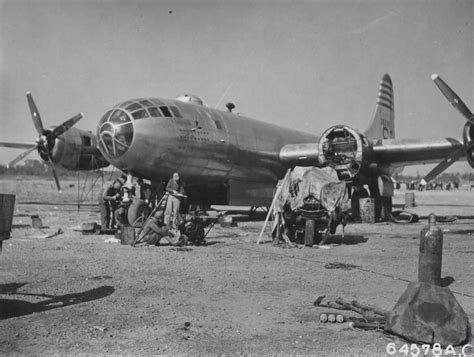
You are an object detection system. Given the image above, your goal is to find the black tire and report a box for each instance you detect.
[128,200,150,228]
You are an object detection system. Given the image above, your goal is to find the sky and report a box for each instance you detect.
[0,0,472,175]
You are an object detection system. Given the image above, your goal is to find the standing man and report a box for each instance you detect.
[164,172,185,228]
[99,176,125,229]
[133,178,153,207]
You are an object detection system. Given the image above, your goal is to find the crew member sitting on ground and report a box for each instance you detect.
[136,211,187,246]
[99,176,126,229]
[164,172,186,229]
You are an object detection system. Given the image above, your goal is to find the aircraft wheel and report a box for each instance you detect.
[128,200,150,228]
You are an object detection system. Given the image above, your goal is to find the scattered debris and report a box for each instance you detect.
[81,222,100,235]
[88,275,113,281]
[314,296,387,330]
[103,237,120,244]
[30,215,43,228]
[27,228,64,239]
[323,262,359,270]
[319,313,345,323]
[390,210,419,223]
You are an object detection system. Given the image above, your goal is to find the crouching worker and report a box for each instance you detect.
[135,211,187,247]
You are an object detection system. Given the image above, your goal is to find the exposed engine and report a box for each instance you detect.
[318,125,371,181]
[45,127,109,170]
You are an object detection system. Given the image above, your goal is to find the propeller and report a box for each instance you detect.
[9,92,83,191]
[423,74,473,182]
[432,74,474,124]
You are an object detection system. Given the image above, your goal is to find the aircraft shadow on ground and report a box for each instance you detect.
[0,283,114,320]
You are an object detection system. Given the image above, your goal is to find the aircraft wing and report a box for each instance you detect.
[0,142,37,150]
[373,137,465,168]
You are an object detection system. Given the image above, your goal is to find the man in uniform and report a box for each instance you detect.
[133,178,153,207]
[99,176,125,229]
[164,172,185,229]
[136,211,186,247]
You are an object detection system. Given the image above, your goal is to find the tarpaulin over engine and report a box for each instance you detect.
[288,167,350,212]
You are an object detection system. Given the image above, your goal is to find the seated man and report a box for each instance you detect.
[136,211,187,246]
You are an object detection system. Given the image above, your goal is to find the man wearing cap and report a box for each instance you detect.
[99,176,125,229]
[164,172,186,229]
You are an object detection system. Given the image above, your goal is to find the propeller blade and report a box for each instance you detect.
[50,113,83,139]
[423,145,469,182]
[46,152,61,192]
[432,74,474,124]
[8,145,38,167]
[26,92,45,135]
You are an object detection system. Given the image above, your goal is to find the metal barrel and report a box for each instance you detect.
[0,194,16,240]
[405,192,415,208]
[359,198,375,223]
[418,213,443,285]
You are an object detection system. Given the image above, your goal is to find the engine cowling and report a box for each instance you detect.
[44,127,109,170]
[463,122,474,168]
[318,125,372,181]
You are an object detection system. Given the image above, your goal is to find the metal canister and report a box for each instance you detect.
[405,192,415,208]
[0,194,16,253]
[418,213,443,285]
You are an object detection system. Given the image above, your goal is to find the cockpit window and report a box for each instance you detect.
[139,99,154,107]
[170,106,182,118]
[109,109,131,124]
[132,109,149,120]
[125,102,142,112]
[160,106,172,117]
[148,107,161,117]
[98,109,134,158]
[99,110,113,126]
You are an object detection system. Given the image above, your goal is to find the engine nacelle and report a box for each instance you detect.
[463,122,474,168]
[318,125,372,181]
[45,127,109,170]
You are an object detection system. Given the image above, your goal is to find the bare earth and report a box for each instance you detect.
[0,179,473,356]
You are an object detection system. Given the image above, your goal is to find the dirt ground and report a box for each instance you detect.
[0,179,473,356]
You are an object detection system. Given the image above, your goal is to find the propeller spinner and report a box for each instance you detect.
[423,74,474,182]
[9,92,83,191]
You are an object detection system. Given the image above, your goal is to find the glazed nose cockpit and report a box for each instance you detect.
[97,108,134,158]
[97,98,184,158]
[97,99,158,158]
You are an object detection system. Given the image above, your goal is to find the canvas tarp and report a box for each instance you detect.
[288,167,350,212]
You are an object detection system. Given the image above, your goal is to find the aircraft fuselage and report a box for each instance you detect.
[97,97,316,189]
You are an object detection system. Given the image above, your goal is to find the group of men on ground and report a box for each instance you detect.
[98,172,185,231]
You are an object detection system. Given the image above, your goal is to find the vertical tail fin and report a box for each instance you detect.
[364,73,395,140]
